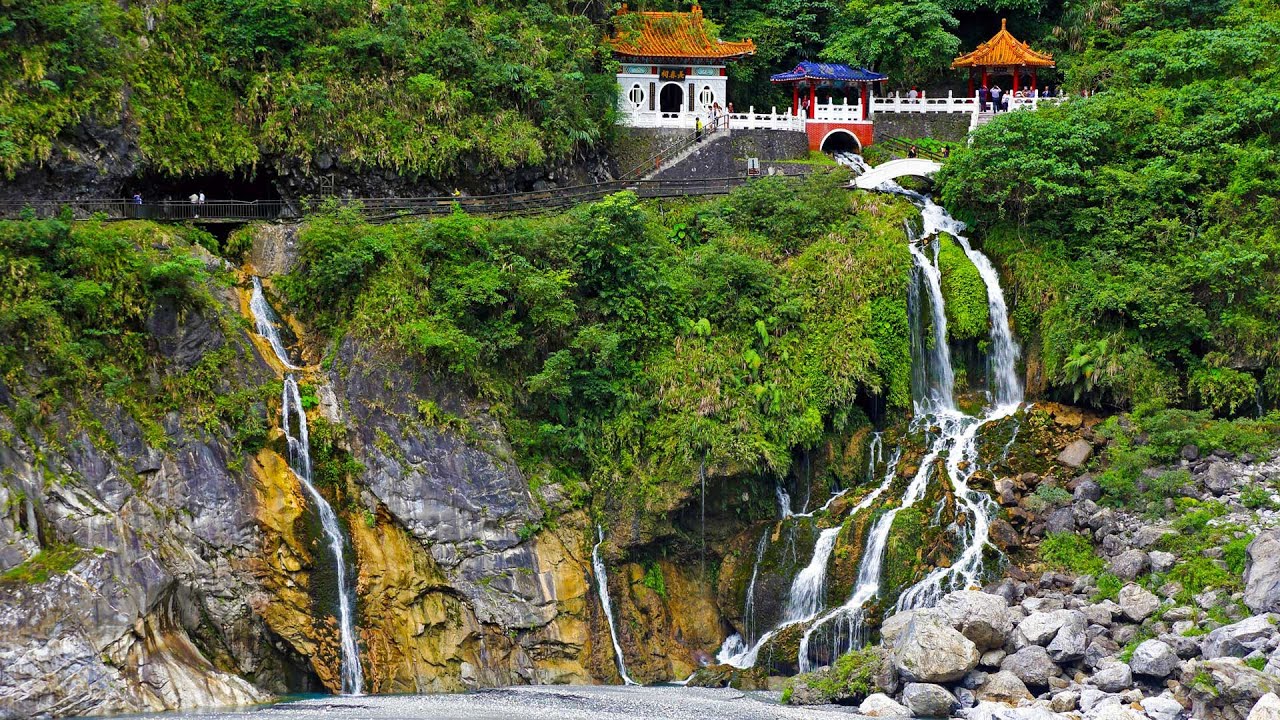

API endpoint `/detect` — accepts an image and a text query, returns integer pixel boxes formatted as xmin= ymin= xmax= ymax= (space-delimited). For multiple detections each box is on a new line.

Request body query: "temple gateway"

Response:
xmin=609 ymin=4 xmax=755 ymax=128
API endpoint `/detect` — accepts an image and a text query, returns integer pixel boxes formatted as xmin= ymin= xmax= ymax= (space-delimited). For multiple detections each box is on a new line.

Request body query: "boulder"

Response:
xmin=975 ymin=671 xmax=1034 ymax=705
xmin=882 ymin=609 xmax=926 ymax=649
xmin=902 ymin=683 xmax=958 ymax=718
xmin=1205 ymin=462 xmax=1236 ymax=495
xmin=1249 ymin=693 xmax=1280 ymax=720
xmin=1202 ymin=615 xmax=1280 ymax=659
xmin=1045 ymin=507 xmax=1076 ymax=534
xmin=1118 ymin=583 xmax=1160 ymax=622
xmin=1244 ymin=531 xmax=1280 ymax=614
xmin=1184 ymin=659 xmax=1280 ymax=720
xmin=1140 ymin=696 xmax=1185 ymax=720
xmin=1108 ymin=550 xmax=1150 ymax=581
xmin=1083 ymin=603 xmax=1114 ymax=627
xmin=1051 ymin=690 xmax=1080 ymax=713
xmin=861 ymin=693 xmax=911 ymax=717
xmin=1058 ymin=439 xmax=1094 ymax=469
xmin=938 ymin=591 xmax=1014 ymax=651
xmin=1000 ymin=645 xmax=1061 ymax=688
xmin=895 ymin=614 xmax=980 ymax=683
xmin=1046 ymin=611 xmax=1088 ymax=663
xmin=1130 ymin=639 xmax=1180 ymax=678
xmin=1075 ymin=478 xmax=1103 ymax=503
xmin=1090 ymin=663 xmax=1133 ymax=693
xmin=1150 ymin=551 xmax=1177 ymax=574
xmin=980 ymin=649 xmax=1007 ymax=668
xmin=1181 ymin=445 xmax=1201 ymax=461
xmin=1133 ymin=526 xmax=1178 ymax=549
xmin=1017 ymin=609 xmax=1073 ymax=646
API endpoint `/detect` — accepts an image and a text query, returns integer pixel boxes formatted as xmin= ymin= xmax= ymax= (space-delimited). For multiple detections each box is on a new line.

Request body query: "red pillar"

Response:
xmin=1031 ymin=70 xmax=1038 ymax=91
xmin=860 ymin=83 xmax=869 ymax=121
xmin=1012 ymin=68 xmax=1020 ymax=93
xmin=808 ymin=83 xmax=816 ymax=119
xmin=792 ymin=84 xmax=799 ymax=116
xmin=982 ymin=68 xmax=989 ymax=88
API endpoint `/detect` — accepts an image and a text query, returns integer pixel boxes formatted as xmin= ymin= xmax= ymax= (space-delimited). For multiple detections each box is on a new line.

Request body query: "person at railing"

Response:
xmin=696 ymin=116 xmax=704 ymax=143
xmin=979 ymin=85 xmax=991 ymax=112
xmin=990 ymin=85 xmax=1003 ymax=112
xmin=908 ymin=145 xmax=918 ymax=159
xmin=907 ymin=86 xmax=919 ymax=103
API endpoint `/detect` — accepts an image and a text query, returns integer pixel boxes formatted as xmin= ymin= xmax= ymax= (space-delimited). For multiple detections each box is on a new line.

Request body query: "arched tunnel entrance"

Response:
xmin=820 ymin=130 xmax=861 ymax=154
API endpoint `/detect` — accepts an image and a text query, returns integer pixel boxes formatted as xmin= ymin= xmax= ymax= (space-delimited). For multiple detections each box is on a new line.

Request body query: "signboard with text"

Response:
xmin=659 ymin=68 xmax=687 ymax=81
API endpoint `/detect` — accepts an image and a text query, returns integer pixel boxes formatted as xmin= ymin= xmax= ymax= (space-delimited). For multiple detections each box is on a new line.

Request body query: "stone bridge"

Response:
xmin=853 ymin=158 xmax=943 ymax=189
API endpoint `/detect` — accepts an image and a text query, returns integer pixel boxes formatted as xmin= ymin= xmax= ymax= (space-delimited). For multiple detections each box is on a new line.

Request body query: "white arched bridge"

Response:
xmin=853 ymin=158 xmax=943 ymax=189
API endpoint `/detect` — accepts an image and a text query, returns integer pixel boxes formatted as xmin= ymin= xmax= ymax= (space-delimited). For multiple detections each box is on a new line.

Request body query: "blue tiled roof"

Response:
xmin=770 ymin=62 xmax=888 ymax=83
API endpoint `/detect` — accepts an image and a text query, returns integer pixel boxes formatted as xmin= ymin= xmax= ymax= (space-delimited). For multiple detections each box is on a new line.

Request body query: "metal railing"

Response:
xmin=0 ymin=199 xmax=288 ymax=222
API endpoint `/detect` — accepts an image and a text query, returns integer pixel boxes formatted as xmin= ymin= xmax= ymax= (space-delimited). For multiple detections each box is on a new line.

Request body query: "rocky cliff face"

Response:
xmin=0 ymin=228 xmax=735 ymax=718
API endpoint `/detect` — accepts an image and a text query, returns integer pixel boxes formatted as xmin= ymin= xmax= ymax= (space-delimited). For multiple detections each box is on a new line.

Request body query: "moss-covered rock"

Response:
xmin=936 ymin=233 xmax=991 ymax=342
xmin=784 ymin=646 xmax=896 ymax=705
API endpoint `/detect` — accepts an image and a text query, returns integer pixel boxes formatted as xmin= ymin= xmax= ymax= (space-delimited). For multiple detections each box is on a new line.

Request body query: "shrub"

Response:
xmin=1241 ymin=485 xmax=1278 ymax=510
xmin=1092 ymin=572 xmax=1123 ymax=602
xmin=0 ymin=544 xmax=86 ymax=585
xmin=1040 ymin=532 xmax=1104 ymax=575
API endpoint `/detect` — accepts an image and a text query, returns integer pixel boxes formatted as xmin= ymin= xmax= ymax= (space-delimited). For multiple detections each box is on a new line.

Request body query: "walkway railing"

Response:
xmin=0 ymin=172 xmax=821 ymax=224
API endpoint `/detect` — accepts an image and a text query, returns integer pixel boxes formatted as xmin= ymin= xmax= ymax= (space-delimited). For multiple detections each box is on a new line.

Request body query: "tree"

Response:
xmin=822 ymin=0 xmax=960 ymax=87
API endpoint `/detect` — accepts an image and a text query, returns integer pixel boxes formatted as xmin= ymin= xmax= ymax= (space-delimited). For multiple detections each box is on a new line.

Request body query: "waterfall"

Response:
xmin=700 ymin=457 xmax=707 ymax=579
xmin=593 ymin=526 xmax=637 ymax=685
xmin=775 ymin=485 xmax=793 ymax=519
xmin=741 ymin=530 xmax=770 ymax=646
xmin=782 ymin=527 xmax=842 ymax=622
xmin=249 ymin=278 xmax=363 ymax=696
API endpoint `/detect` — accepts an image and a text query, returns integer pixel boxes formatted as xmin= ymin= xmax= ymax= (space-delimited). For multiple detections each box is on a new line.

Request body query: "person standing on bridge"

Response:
xmin=979 ymin=85 xmax=991 ymax=112
xmin=990 ymin=85 xmax=1003 ymax=112
xmin=907 ymin=145 xmax=918 ymax=159
xmin=198 ymin=192 xmax=206 ymax=205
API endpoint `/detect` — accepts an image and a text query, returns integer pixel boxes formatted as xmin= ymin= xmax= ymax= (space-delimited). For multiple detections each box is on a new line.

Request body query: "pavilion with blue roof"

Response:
xmin=771 ymin=62 xmax=888 ymax=122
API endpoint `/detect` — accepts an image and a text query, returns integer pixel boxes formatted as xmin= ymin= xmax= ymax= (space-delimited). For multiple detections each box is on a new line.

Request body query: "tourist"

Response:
xmin=712 ymin=101 xmax=723 ymax=128
xmin=991 ymin=85 xmax=1003 ymax=112
xmin=941 ymin=146 xmax=951 ymax=159
xmin=198 ymin=191 xmax=206 ymax=205
xmin=907 ymin=145 xmax=918 ymax=159
xmin=907 ymin=86 xmax=919 ymax=103
xmin=131 ymin=193 xmax=142 ymax=218
xmin=695 ymin=116 xmax=704 ymax=142
xmin=979 ymin=85 xmax=991 ymax=112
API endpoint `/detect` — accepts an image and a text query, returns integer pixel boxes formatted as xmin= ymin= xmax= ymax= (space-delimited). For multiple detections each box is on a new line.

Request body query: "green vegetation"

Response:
xmin=787 ymin=645 xmax=885 ymax=704
xmin=280 ymin=176 xmax=917 ymax=517
xmin=938 ymin=0 xmax=1280 ymax=414
xmin=1025 ymin=483 xmax=1071 ymax=513
xmin=2 ymin=0 xmax=612 ymax=181
xmin=936 ymin=234 xmax=990 ymax=342
xmin=641 ymin=562 xmax=668 ymax=599
xmin=1040 ymin=532 xmax=1104 ymax=575
xmin=0 ymin=544 xmax=86 ymax=585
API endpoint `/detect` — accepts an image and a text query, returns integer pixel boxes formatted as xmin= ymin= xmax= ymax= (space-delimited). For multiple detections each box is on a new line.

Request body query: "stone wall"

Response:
xmin=872 ymin=112 xmax=972 ymax=143
xmin=648 ymin=130 xmax=810 ymax=181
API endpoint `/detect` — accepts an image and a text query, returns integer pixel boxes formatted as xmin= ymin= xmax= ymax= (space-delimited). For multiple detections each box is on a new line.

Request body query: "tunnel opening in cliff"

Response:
xmin=121 ymin=167 xmax=283 ymax=204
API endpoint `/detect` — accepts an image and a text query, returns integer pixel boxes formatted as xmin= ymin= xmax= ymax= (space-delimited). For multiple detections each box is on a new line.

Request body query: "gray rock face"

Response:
xmin=1058 ymin=440 xmax=1094 ymax=468
xmin=1045 ymin=507 xmax=1076 ymax=534
xmin=895 ymin=614 xmax=980 ymax=683
xmin=937 ymin=591 xmax=1014 ymax=651
xmin=1141 ymin=695 xmax=1186 ymax=720
xmin=1017 ymin=609 xmax=1073 ymax=646
xmin=1109 ymin=550 xmax=1151 ymax=581
xmin=1150 ymin=551 xmax=1177 ymax=574
xmin=1202 ymin=615 xmax=1280 ymax=659
xmin=902 ymin=683 xmax=958 ymax=718
xmin=1130 ymin=640 xmax=1180 ymax=678
xmin=1119 ymin=584 xmax=1160 ymax=622
xmin=1000 ymin=645 xmax=1061 ymax=687
xmin=1090 ymin=663 xmax=1133 ymax=692
xmin=1184 ymin=659 xmax=1280 ymax=720
xmin=1244 ymin=531 xmax=1280 ymax=614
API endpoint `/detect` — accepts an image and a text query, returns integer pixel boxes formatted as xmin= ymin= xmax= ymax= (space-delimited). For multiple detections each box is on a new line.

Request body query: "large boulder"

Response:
xmin=1244 ymin=532 xmax=1280 ymax=614
xmin=1058 ymin=439 xmax=1094 ymax=468
xmin=1090 ymin=663 xmax=1133 ymax=693
xmin=1205 ymin=462 xmax=1236 ymax=495
xmin=1140 ymin=695 xmax=1185 ymax=720
xmin=975 ymin=671 xmax=1034 ymax=705
xmin=1130 ymin=639 xmax=1180 ymax=678
xmin=1118 ymin=584 xmax=1160 ymax=622
xmin=861 ymin=693 xmax=911 ymax=717
xmin=937 ymin=591 xmax=1014 ymax=651
xmin=895 ymin=614 xmax=980 ymax=683
xmin=1184 ymin=659 xmax=1280 ymax=720
xmin=1000 ymin=645 xmax=1061 ymax=688
xmin=1017 ymin=610 xmax=1073 ymax=646
xmin=902 ymin=683 xmax=958 ymax=718
xmin=1249 ymin=693 xmax=1280 ymax=720
xmin=1046 ymin=611 xmax=1088 ymax=663
xmin=1202 ymin=615 xmax=1280 ymax=659
xmin=1109 ymin=550 xmax=1151 ymax=581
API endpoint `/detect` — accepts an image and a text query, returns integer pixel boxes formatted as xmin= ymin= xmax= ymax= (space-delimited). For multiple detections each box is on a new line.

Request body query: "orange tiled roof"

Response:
xmin=610 ymin=5 xmax=755 ymax=60
xmin=952 ymin=18 xmax=1055 ymax=69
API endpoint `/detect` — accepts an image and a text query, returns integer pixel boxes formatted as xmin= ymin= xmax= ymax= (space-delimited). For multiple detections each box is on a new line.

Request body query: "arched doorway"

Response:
xmin=659 ymin=83 xmax=685 ymax=114
xmin=820 ymin=130 xmax=861 ymax=154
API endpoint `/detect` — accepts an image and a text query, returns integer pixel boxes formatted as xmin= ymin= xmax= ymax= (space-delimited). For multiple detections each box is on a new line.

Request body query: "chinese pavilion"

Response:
xmin=770 ymin=61 xmax=887 ymax=151
xmin=609 ymin=4 xmax=755 ymax=128
xmin=951 ymin=18 xmax=1055 ymax=95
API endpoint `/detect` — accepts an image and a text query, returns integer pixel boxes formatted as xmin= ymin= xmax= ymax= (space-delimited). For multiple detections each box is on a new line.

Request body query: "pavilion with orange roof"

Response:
xmin=952 ymin=18 xmax=1055 ymax=96
xmin=609 ymin=4 xmax=755 ymax=128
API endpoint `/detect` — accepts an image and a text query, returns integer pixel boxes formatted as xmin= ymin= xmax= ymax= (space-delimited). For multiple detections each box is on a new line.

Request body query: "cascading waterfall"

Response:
xmin=741 ymin=530 xmax=771 ymax=646
xmin=249 ymin=278 xmax=363 ymax=696
xmin=719 ymin=157 xmax=1026 ymax=672
xmin=593 ymin=526 xmax=637 ymax=685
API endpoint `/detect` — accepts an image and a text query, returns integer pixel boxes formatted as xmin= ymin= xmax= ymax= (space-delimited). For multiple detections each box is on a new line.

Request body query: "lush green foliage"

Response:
xmin=0 ymin=543 xmax=87 ymax=585
xmin=822 ymin=0 xmax=960 ymax=87
xmin=1040 ymin=532 xmax=1104 ymax=575
xmin=790 ymin=645 xmax=885 ymax=703
xmin=1 ymin=0 xmax=613 ymax=179
xmin=281 ymin=176 xmax=916 ymax=515
xmin=936 ymin=234 xmax=990 ymax=341
xmin=938 ymin=0 xmax=1280 ymax=412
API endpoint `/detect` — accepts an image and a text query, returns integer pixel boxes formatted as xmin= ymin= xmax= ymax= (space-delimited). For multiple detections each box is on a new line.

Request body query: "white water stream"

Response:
xmin=250 ymin=278 xmax=364 ymax=695
xmin=593 ymin=526 xmax=638 ymax=685
xmin=721 ymin=160 xmax=1025 ymax=673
